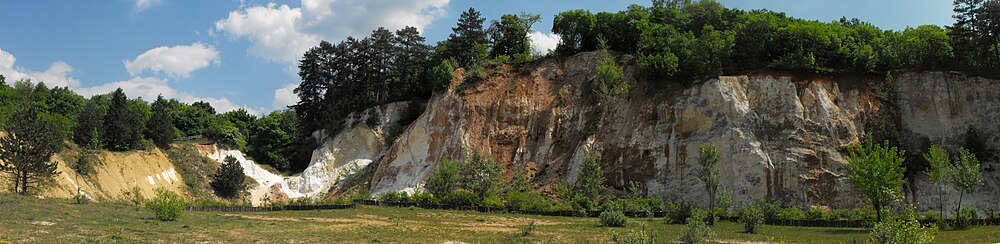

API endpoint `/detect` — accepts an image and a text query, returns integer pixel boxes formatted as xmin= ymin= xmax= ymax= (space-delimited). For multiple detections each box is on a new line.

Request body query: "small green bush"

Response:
xmin=572 ymin=194 xmax=596 ymax=211
xmin=519 ymin=220 xmax=536 ymax=237
xmin=739 ymin=205 xmax=765 ymax=234
xmin=411 ymin=192 xmax=438 ymax=204
xmin=776 ymin=207 xmax=806 ymax=220
xmin=482 ymin=196 xmax=504 ymax=209
xmin=145 ymin=188 xmax=186 ymax=221
xmin=439 ymin=189 xmax=480 ymax=206
xmin=666 ymin=201 xmax=695 ymax=224
xmin=680 ymin=210 xmax=710 ymax=244
xmin=609 ymin=223 xmax=656 ymax=244
xmin=869 ymin=210 xmax=936 ymax=244
xmin=506 ymin=191 xmax=555 ymax=211
xmin=600 ymin=210 xmax=628 ymax=227
xmin=378 ymin=191 xmax=410 ymax=202
xmin=955 ymin=205 xmax=979 ymax=228
xmin=805 ymin=206 xmax=830 ymax=220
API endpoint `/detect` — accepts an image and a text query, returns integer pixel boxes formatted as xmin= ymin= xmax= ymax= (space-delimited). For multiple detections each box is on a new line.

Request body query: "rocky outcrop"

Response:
xmin=42 ymin=149 xmax=187 ymax=201
xmin=362 ymin=52 xmax=999 ymax=212
xmin=199 ymin=102 xmax=409 ymax=205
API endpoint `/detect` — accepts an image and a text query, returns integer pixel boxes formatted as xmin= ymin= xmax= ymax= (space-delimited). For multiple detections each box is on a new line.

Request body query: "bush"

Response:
xmin=411 ymin=191 xmax=438 ymax=204
xmin=776 ymin=207 xmax=806 ymax=220
xmin=519 ymin=220 xmax=537 ymax=237
xmin=572 ymin=194 xmax=596 ymax=211
xmin=122 ymin=186 xmax=145 ymax=206
xmin=439 ymin=189 xmax=480 ymax=206
xmin=210 ymin=155 xmax=246 ymax=199
xmin=752 ymin=201 xmax=781 ymax=222
xmin=600 ymin=210 xmax=628 ymax=227
xmin=955 ymin=205 xmax=979 ymax=228
xmin=424 ymin=159 xmax=460 ymax=196
xmin=609 ymin=223 xmax=656 ymax=244
xmin=805 ymin=206 xmax=830 ymax=220
xmin=378 ymin=191 xmax=410 ymax=202
xmin=666 ymin=201 xmax=695 ymax=224
xmin=739 ymin=205 xmax=765 ymax=234
xmin=869 ymin=210 xmax=936 ymax=244
xmin=680 ymin=210 xmax=710 ymax=244
xmin=482 ymin=196 xmax=505 ymax=209
xmin=145 ymin=188 xmax=186 ymax=221
xmin=602 ymin=196 xmax=664 ymax=218
xmin=506 ymin=191 xmax=555 ymax=211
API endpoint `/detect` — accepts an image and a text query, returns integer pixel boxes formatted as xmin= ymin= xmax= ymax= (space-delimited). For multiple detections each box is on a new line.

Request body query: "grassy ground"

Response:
xmin=1 ymin=194 xmax=998 ymax=243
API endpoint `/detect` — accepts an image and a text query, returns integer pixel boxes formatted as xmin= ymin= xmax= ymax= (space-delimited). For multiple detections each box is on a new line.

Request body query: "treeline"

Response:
xmin=293 ymin=9 xmax=542 ymax=134
xmin=0 ymin=75 xmax=313 ymax=174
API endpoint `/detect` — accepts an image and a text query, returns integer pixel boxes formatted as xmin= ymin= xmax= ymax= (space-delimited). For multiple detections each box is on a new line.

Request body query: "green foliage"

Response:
xmin=600 ymin=210 xmax=628 ymax=227
xmin=594 ymin=39 xmax=629 ymax=103
xmin=424 ymin=159 xmax=461 ymax=196
xmin=378 ymin=191 xmax=410 ymax=202
xmin=505 ymin=191 xmax=555 ymax=211
xmin=519 ymin=220 xmax=537 ymax=237
xmin=609 ymin=223 xmax=656 ymax=244
xmin=553 ymin=9 xmax=597 ymax=55
xmin=0 ymin=106 xmax=64 ymax=194
xmin=952 ymin=147 xmax=983 ymax=228
xmin=847 ymin=136 xmax=906 ymax=221
xmin=246 ymin=110 xmax=312 ymax=173
xmin=575 ymin=149 xmax=605 ymax=203
xmin=459 ymin=150 xmax=503 ymax=199
xmin=439 ymin=189 xmax=480 ymax=206
xmin=102 ymin=88 xmax=143 ymax=151
xmin=680 ymin=209 xmax=711 ymax=244
xmin=739 ymin=205 xmax=765 ymax=234
xmin=869 ymin=208 xmax=936 ymax=244
xmin=74 ymin=100 xmax=105 ymax=149
xmin=666 ymin=201 xmax=695 ymax=224
xmin=697 ymin=144 xmax=721 ymax=224
xmin=445 ymin=8 xmax=489 ymax=68
xmin=210 ymin=156 xmax=246 ymax=199
xmin=145 ymin=188 xmax=186 ymax=221
xmin=488 ymin=13 xmax=536 ymax=59
xmin=146 ymin=95 xmax=176 ymax=149
xmin=429 ymin=59 xmax=456 ymax=92
xmin=922 ymin=145 xmax=952 ymax=217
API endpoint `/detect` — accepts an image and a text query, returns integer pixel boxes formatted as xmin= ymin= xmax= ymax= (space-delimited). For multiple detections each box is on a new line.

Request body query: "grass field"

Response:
xmin=1 ymin=194 xmax=998 ymax=243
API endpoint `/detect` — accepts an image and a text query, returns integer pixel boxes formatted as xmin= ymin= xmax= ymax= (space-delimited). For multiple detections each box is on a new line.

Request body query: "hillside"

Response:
xmin=39 ymin=147 xmax=190 ymax=201
xmin=293 ymin=51 xmax=998 ymax=211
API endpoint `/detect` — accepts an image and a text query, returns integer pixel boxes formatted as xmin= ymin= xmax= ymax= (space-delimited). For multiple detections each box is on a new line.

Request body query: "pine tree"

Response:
xmin=103 ymin=88 xmax=132 ymax=151
xmin=446 ymin=7 xmax=488 ymax=67
xmin=0 ymin=106 xmax=64 ymax=194
xmin=146 ymin=95 xmax=176 ymax=149
xmin=210 ymin=155 xmax=246 ymax=199
xmin=74 ymin=100 xmax=105 ymax=149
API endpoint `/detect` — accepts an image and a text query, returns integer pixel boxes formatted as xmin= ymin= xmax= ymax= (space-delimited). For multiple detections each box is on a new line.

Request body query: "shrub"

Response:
xmin=776 ymin=207 xmax=806 ymax=220
xmin=411 ymin=191 xmax=438 ymax=204
xmin=680 ymin=210 xmax=710 ymax=244
xmin=752 ymin=201 xmax=781 ymax=222
xmin=666 ymin=201 xmax=695 ymax=224
xmin=424 ymin=159 xmax=460 ymax=196
xmin=805 ymin=206 xmax=830 ymax=220
xmin=145 ymin=188 xmax=186 ymax=221
xmin=739 ymin=205 xmax=765 ymax=234
xmin=519 ymin=220 xmax=537 ymax=237
xmin=482 ymin=196 xmax=504 ymax=209
xmin=378 ymin=191 xmax=410 ymax=202
xmin=869 ymin=210 xmax=936 ymax=244
xmin=572 ymin=194 xmax=596 ymax=211
xmin=210 ymin=155 xmax=246 ymax=199
xmin=429 ymin=59 xmax=456 ymax=92
xmin=122 ymin=186 xmax=145 ymax=206
xmin=506 ymin=191 xmax=555 ymax=211
xmin=600 ymin=210 xmax=628 ymax=227
xmin=594 ymin=43 xmax=629 ymax=103
xmin=955 ymin=205 xmax=979 ymax=228
xmin=609 ymin=223 xmax=656 ymax=244
xmin=439 ymin=189 xmax=480 ymax=206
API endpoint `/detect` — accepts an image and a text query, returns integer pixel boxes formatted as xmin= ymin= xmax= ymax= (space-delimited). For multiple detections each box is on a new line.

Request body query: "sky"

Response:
xmin=0 ymin=0 xmax=954 ymax=115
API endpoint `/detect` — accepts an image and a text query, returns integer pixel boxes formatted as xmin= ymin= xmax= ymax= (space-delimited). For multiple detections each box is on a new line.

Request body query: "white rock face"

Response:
xmin=202 ymin=102 xmax=410 ymax=205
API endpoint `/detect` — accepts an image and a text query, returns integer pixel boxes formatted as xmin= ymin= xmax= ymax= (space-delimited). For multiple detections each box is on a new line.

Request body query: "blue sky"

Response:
xmin=0 ymin=0 xmax=953 ymax=114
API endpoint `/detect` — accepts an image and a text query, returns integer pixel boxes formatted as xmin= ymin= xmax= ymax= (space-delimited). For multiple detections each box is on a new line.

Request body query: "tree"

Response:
xmin=424 ymin=159 xmax=460 ymax=196
xmin=553 ymin=9 xmax=597 ymax=55
xmin=952 ymin=147 xmax=983 ymax=226
xmin=428 ymin=59 xmax=456 ymax=92
xmin=575 ymin=149 xmax=605 ymax=203
xmin=146 ymin=95 xmax=176 ymax=149
xmin=459 ymin=150 xmax=502 ymax=199
xmin=594 ymin=38 xmax=629 ymax=103
xmin=210 ymin=155 xmax=246 ymax=199
xmin=489 ymin=14 xmax=533 ymax=59
xmin=921 ymin=145 xmax=952 ymax=218
xmin=697 ymin=144 xmax=721 ymax=225
xmin=74 ymin=100 xmax=105 ymax=149
xmin=847 ymin=137 xmax=906 ymax=222
xmin=102 ymin=88 xmax=142 ymax=151
xmin=446 ymin=7 xmax=488 ymax=67
xmin=0 ymin=106 xmax=64 ymax=194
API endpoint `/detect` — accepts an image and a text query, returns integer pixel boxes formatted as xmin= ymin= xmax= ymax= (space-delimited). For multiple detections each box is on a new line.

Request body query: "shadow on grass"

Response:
xmin=823 ymin=229 xmax=868 ymax=235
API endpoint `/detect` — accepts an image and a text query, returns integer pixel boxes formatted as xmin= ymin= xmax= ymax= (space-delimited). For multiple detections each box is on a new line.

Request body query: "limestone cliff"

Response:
xmin=355 ymin=52 xmax=997 ymax=212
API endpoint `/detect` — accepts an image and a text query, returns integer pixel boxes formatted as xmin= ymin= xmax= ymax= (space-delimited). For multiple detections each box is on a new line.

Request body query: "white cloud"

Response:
xmin=273 ymin=83 xmax=298 ymax=109
xmin=0 ymin=48 xmax=81 ymax=87
xmin=124 ymin=42 xmax=220 ymax=78
xmin=214 ymin=0 xmax=449 ymax=64
xmin=74 ymin=76 xmax=264 ymax=114
xmin=134 ymin=0 xmax=163 ymax=12
xmin=530 ymin=31 xmax=560 ymax=55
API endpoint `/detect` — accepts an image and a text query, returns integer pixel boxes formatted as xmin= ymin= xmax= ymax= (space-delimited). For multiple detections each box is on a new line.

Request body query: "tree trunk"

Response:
xmin=875 ymin=200 xmax=882 ymax=222
xmin=938 ymin=184 xmax=945 ymax=218
xmin=708 ymin=188 xmax=716 ymax=225
xmin=958 ymin=191 xmax=965 ymax=227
